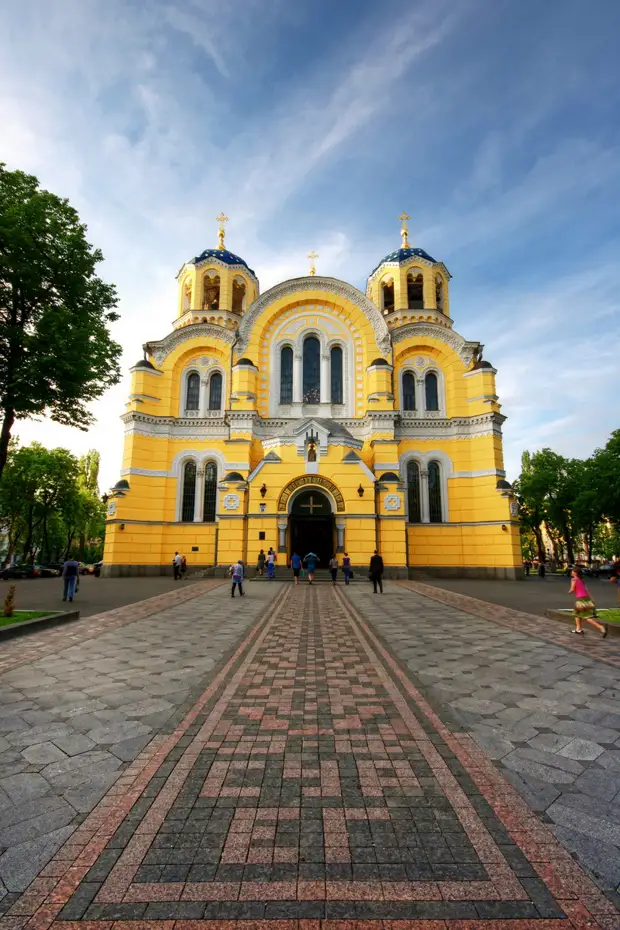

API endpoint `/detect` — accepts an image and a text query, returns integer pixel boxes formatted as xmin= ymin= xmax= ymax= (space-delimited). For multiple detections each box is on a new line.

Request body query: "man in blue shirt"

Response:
xmin=291 ymin=552 xmax=302 ymax=586
xmin=62 ymin=558 xmax=79 ymax=602
xmin=304 ymin=552 xmax=318 ymax=584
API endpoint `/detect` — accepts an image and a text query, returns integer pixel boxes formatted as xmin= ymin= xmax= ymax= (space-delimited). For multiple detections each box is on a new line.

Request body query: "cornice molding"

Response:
xmin=392 ymin=323 xmax=480 ymax=366
xmin=236 ymin=276 xmax=391 ymax=356
xmin=144 ymin=324 xmax=235 ymax=366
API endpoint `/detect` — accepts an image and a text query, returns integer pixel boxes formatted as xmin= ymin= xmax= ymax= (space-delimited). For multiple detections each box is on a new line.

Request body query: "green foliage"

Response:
xmin=0 ymin=164 xmax=121 ymax=477
xmin=0 ymin=441 xmax=105 ymax=563
xmin=516 ymin=430 xmax=620 ymax=565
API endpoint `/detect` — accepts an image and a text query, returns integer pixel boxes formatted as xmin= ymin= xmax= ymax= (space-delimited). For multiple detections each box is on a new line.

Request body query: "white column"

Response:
xmin=420 ymin=469 xmax=430 ymax=523
xmin=194 ymin=468 xmax=204 ymax=522
xmin=277 ymin=520 xmax=288 ymax=554
xmin=320 ymin=353 xmax=330 ymax=404
xmin=336 ymin=522 xmax=345 ymax=552
xmin=200 ymin=379 xmax=209 ymax=416
xmin=293 ymin=354 xmax=302 ymax=403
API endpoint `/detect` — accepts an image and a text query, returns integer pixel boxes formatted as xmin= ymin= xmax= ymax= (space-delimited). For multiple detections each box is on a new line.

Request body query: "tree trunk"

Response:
xmin=0 ymin=408 xmax=15 ymax=481
xmin=534 ymin=525 xmax=545 ymax=562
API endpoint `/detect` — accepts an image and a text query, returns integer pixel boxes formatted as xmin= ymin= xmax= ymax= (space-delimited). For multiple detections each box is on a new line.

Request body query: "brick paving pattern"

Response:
xmin=1 ymin=584 xmax=617 ymax=927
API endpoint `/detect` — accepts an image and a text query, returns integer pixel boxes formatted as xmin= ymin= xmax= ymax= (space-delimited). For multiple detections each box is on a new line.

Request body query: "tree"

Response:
xmin=513 ymin=451 xmax=546 ymax=561
xmin=0 ymin=165 xmax=121 ymax=479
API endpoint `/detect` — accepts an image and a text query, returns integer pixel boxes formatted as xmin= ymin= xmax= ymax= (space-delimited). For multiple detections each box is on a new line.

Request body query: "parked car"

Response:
xmin=1 ymin=565 xmax=27 ymax=580
xmin=592 ymin=561 xmax=616 ymax=579
xmin=78 ymin=562 xmax=95 ymax=575
xmin=38 ymin=563 xmax=62 ymax=578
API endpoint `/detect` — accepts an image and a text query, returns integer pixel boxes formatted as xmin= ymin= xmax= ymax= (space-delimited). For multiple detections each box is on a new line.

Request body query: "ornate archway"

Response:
xmin=277 ymin=474 xmax=345 ymax=513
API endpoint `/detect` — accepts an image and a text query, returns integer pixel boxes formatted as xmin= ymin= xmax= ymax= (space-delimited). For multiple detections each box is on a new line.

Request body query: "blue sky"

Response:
xmin=1 ymin=0 xmax=619 ymax=489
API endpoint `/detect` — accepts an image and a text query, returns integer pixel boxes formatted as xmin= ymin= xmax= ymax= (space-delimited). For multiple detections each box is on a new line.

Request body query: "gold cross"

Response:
xmin=300 ymin=495 xmax=322 ymax=514
xmin=398 ymin=211 xmax=411 ymax=248
xmin=308 ymin=250 xmax=319 ymax=276
xmin=216 ymin=213 xmax=229 ymax=250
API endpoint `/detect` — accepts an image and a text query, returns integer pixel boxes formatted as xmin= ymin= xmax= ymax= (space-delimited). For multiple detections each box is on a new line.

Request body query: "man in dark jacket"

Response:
xmin=369 ymin=550 xmax=384 ymax=594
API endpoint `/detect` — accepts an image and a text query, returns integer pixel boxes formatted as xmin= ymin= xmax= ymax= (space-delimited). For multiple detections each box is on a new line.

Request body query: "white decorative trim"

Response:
xmin=384 ymin=494 xmax=401 ymax=511
xmin=129 ymin=365 xmax=164 ymax=376
xmin=392 ymin=323 xmax=479 ymax=366
xmin=395 ymin=412 xmax=505 ymax=440
xmin=145 ymin=324 xmax=235 ymax=366
xmin=463 ymin=366 xmax=497 ymax=377
xmin=223 ymin=493 xmax=240 ymax=511
xmin=451 ymin=469 xmax=506 ymax=479
xmin=120 ymin=467 xmax=170 ymax=478
xmin=236 ymin=276 xmax=391 ymax=355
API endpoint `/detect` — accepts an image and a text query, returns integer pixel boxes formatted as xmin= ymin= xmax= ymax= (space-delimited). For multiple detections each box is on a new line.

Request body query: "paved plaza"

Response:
xmin=1 ymin=579 xmax=620 ymax=927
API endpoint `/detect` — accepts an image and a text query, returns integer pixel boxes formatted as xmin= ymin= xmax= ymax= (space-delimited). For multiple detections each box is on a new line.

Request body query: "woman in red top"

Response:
xmin=570 ymin=567 xmax=607 ymax=637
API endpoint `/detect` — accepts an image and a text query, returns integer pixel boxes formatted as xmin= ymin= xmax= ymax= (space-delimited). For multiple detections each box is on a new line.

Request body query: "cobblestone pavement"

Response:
xmin=0 ymin=579 xmax=282 ymax=901
xmin=1 ymin=584 xmax=617 ymax=927
xmin=347 ymin=580 xmax=620 ymax=900
xmin=0 ymin=575 xmax=206 ymax=620
xmin=413 ymin=575 xmax=619 ymax=618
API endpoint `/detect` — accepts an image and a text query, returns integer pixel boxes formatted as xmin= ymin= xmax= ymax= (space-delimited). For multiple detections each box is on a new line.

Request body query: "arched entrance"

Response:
xmin=289 ymin=490 xmax=334 ymax=567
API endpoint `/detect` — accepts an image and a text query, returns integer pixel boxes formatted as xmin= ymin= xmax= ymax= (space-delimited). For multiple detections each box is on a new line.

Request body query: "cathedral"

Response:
xmin=102 ymin=214 xmax=521 ymax=578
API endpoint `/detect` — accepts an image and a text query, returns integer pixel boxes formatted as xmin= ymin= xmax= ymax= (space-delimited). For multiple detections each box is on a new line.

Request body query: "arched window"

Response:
xmin=181 ymin=462 xmax=196 ymax=522
xmin=428 ymin=461 xmax=443 ymax=522
xmin=435 ymin=275 xmax=444 ymax=312
xmin=303 ymin=336 xmax=321 ymax=403
xmin=280 ymin=346 xmax=293 ymax=404
xmin=407 ymin=461 xmax=421 ymax=522
xmin=425 ymin=372 xmax=439 ymax=411
xmin=185 ymin=372 xmax=200 ymax=411
xmin=330 ymin=346 xmax=343 ymax=405
xmin=202 ymin=461 xmax=217 ymax=522
xmin=407 ymin=272 xmax=424 ymax=309
xmin=381 ymin=279 xmax=395 ymax=313
xmin=232 ymin=277 xmax=246 ymax=314
xmin=402 ymin=372 xmax=416 ymax=411
xmin=208 ymin=372 xmax=222 ymax=411
xmin=202 ymin=273 xmax=220 ymax=311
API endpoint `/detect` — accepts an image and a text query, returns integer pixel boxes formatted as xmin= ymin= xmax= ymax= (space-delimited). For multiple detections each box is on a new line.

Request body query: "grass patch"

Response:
xmin=0 ymin=610 xmax=57 ymax=627
xmin=557 ymin=608 xmax=620 ymax=625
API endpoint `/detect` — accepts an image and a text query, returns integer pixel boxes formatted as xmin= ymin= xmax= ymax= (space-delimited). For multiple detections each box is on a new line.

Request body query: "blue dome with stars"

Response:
xmin=370 ymin=246 xmax=437 ymax=278
xmin=191 ymin=248 xmax=256 ymax=278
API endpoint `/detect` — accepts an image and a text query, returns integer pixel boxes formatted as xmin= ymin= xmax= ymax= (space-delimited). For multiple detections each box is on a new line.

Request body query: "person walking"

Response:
xmin=257 ymin=549 xmax=266 ymax=576
xmin=342 ymin=552 xmax=352 ymax=585
xmin=61 ymin=556 xmax=80 ymax=602
xmin=291 ymin=551 xmax=302 ymax=585
xmin=523 ymin=559 xmax=531 ymax=577
xmin=304 ymin=551 xmax=318 ymax=584
xmin=181 ymin=554 xmax=187 ymax=579
xmin=172 ymin=551 xmax=182 ymax=580
xmin=369 ymin=549 xmax=384 ymax=594
xmin=570 ymin=567 xmax=607 ymax=637
xmin=229 ymin=559 xmax=245 ymax=597
xmin=267 ymin=548 xmax=277 ymax=579
xmin=538 ymin=560 xmax=546 ymax=579
xmin=329 ymin=554 xmax=339 ymax=585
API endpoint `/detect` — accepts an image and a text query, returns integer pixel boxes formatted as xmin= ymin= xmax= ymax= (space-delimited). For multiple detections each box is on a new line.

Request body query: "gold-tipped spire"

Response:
xmin=216 ymin=212 xmax=229 ymax=250
xmin=398 ymin=211 xmax=411 ymax=249
xmin=308 ymin=250 xmax=319 ymax=276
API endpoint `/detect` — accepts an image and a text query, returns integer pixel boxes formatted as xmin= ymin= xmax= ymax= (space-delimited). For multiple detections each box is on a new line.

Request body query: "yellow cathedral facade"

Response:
xmin=102 ymin=214 xmax=522 ymax=579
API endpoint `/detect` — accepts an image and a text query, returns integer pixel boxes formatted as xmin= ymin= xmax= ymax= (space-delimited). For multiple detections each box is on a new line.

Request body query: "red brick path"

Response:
xmin=1 ymin=584 xmax=618 ymax=928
